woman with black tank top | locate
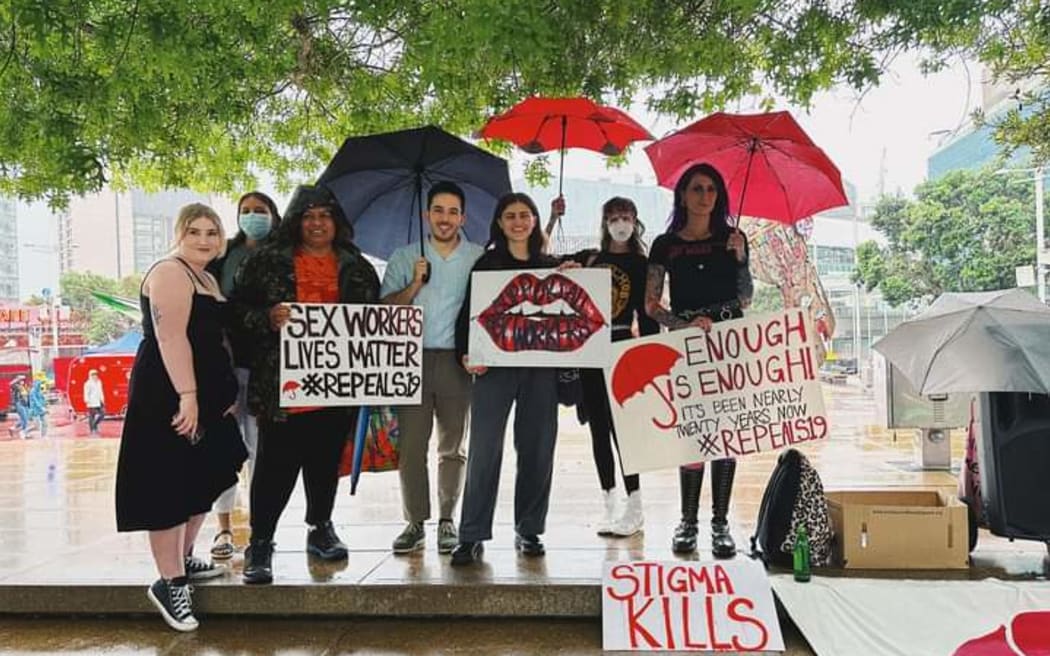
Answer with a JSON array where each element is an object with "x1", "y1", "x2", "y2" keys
[
  {"x1": 645, "y1": 163, "x2": 753, "y2": 558},
  {"x1": 115, "y1": 203, "x2": 247, "y2": 632},
  {"x1": 570, "y1": 197, "x2": 660, "y2": 538}
]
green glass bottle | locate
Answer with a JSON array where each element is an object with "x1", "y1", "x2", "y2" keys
[{"x1": 793, "y1": 525, "x2": 811, "y2": 582}]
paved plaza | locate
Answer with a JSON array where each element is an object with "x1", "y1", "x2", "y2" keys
[{"x1": 0, "y1": 381, "x2": 1046, "y2": 654}]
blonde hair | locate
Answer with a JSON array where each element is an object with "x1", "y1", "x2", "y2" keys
[{"x1": 172, "y1": 203, "x2": 226, "y2": 258}]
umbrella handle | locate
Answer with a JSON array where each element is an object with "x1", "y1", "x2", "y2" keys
[
  {"x1": 350, "y1": 405, "x2": 370, "y2": 495},
  {"x1": 558, "y1": 115, "x2": 567, "y2": 197},
  {"x1": 733, "y1": 138, "x2": 758, "y2": 227},
  {"x1": 415, "y1": 173, "x2": 431, "y2": 283}
]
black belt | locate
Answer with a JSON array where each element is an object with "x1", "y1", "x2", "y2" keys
[{"x1": 678, "y1": 299, "x2": 742, "y2": 322}]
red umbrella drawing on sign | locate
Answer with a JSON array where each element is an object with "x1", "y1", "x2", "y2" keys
[
  {"x1": 282, "y1": 380, "x2": 300, "y2": 401},
  {"x1": 611, "y1": 343, "x2": 683, "y2": 429},
  {"x1": 954, "y1": 611, "x2": 1050, "y2": 655}
]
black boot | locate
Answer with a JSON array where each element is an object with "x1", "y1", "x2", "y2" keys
[
  {"x1": 243, "y1": 538, "x2": 274, "y2": 585},
  {"x1": 672, "y1": 466, "x2": 704, "y2": 554},
  {"x1": 710, "y1": 458, "x2": 737, "y2": 559}
]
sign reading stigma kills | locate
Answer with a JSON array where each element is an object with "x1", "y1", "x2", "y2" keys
[
  {"x1": 606, "y1": 310, "x2": 828, "y2": 474},
  {"x1": 602, "y1": 559, "x2": 784, "y2": 652},
  {"x1": 279, "y1": 303, "x2": 423, "y2": 407}
]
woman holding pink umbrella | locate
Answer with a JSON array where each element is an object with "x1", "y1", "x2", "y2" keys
[{"x1": 644, "y1": 163, "x2": 752, "y2": 558}]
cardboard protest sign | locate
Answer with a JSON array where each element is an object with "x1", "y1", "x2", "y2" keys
[
  {"x1": 279, "y1": 303, "x2": 423, "y2": 407},
  {"x1": 467, "y1": 268, "x2": 611, "y2": 367},
  {"x1": 602, "y1": 559, "x2": 784, "y2": 652},
  {"x1": 606, "y1": 309, "x2": 828, "y2": 473}
]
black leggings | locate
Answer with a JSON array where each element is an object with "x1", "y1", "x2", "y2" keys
[
  {"x1": 250, "y1": 408, "x2": 357, "y2": 541},
  {"x1": 580, "y1": 368, "x2": 639, "y2": 493}
]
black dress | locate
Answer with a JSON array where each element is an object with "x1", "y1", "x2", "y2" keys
[{"x1": 115, "y1": 260, "x2": 247, "y2": 532}]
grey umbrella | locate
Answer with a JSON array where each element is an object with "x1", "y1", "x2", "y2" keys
[{"x1": 873, "y1": 289, "x2": 1050, "y2": 395}]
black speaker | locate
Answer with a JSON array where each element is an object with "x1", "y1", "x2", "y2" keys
[{"x1": 976, "y1": 392, "x2": 1050, "y2": 541}]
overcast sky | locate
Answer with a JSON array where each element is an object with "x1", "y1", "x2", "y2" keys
[{"x1": 14, "y1": 53, "x2": 978, "y2": 300}]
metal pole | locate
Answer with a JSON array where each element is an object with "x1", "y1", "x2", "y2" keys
[
  {"x1": 1036, "y1": 166, "x2": 1045, "y2": 303},
  {"x1": 114, "y1": 191, "x2": 122, "y2": 278},
  {"x1": 51, "y1": 297, "x2": 60, "y2": 360}
]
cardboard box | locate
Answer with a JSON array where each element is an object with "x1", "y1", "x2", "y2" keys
[{"x1": 826, "y1": 490, "x2": 969, "y2": 570}]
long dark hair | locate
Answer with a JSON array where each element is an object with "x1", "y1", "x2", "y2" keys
[
  {"x1": 279, "y1": 184, "x2": 356, "y2": 251},
  {"x1": 487, "y1": 192, "x2": 545, "y2": 260},
  {"x1": 229, "y1": 191, "x2": 282, "y2": 250},
  {"x1": 600, "y1": 196, "x2": 647, "y2": 255},
  {"x1": 667, "y1": 163, "x2": 730, "y2": 237}
]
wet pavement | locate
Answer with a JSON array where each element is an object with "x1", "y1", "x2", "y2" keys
[
  {"x1": 0, "y1": 381, "x2": 1047, "y2": 652},
  {"x1": 0, "y1": 616, "x2": 816, "y2": 655}
]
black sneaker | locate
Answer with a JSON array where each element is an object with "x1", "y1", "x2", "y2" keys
[
  {"x1": 450, "y1": 541, "x2": 484, "y2": 566},
  {"x1": 242, "y1": 539, "x2": 274, "y2": 585},
  {"x1": 514, "y1": 534, "x2": 546, "y2": 557},
  {"x1": 147, "y1": 578, "x2": 198, "y2": 632},
  {"x1": 184, "y1": 554, "x2": 226, "y2": 580},
  {"x1": 437, "y1": 520, "x2": 458, "y2": 555},
  {"x1": 306, "y1": 521, "x2": 348, "y2": 561},
  {"x1": 392, "y1": 521, "x2": 425, "y2": 554}
]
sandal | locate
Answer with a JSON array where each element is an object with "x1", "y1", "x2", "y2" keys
[{"x1": 210, "y1": 530, "x2": 236, "y2": 560}]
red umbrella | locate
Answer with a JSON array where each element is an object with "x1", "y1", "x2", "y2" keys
[
  {"x1": 610, "y1": 343, "x2": 683, "y2": 406},
  {"x1": 644, "y1": 111, "x2": 848, "y2": 225},
  {"x1": 479, "y1": 96, "x2": 653, "y2": 196}
]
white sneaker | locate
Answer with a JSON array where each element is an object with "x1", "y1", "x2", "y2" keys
[
  {"x1": 596, "y1": 489, "x2": 620, "y2": 536},
  {"x1": 610, "y1": 490, "x2": 644, "y2": 537}
]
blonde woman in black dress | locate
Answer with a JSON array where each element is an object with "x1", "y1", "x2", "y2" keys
[{"x1": 115, "y1": 203, "x2": 246, "y2": 631}]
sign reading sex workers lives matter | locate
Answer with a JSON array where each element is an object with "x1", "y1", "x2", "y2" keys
[
  {"x1": 279, "y1": 303, "x2": 423, "y2": 407},
  {"x1": 605, "y1": 309, "x2": 827, "y2": 474},
  {"x1": 602, "y1": 559, "x2": 784, "y2": 652}
]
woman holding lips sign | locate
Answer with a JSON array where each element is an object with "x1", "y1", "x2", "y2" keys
[
  {"x1": 645, "y1": 163, "x2": 753, "y2": 558},
  {"x1": 451, "y1": 192, "x2": 580, "y2": 566}
]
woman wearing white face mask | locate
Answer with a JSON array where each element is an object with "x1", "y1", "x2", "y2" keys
[
  {"x1": 205, "y1": 191, "x2": 282, "y2": 561},
  {"x1": 570, "y1": 197, "x2": 659, "y2": 539}
]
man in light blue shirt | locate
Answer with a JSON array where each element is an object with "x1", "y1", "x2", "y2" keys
[{"x1": 381, "y1": 181, "x2": 485, "y2": 556}]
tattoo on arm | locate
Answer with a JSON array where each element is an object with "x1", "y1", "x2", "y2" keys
[
  {"x1": 151, "y1": 302, "x2": 162, "y2": 327},
  {"x1": 645, "y1": 265, "x2": 689, "y2": 330}
]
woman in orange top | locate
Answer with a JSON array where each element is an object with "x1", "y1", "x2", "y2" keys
[{"x1": 230, "y1": 185, "x2": 379, "y2": 585}]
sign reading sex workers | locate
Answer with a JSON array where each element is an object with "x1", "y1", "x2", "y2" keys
[
  {"x1": 279, "y1": 303, "x2": 423, "y2": 407},
  {"x1": 606, "y1": 309, "x2": 827, "y2": 474},
  {"x1": 602, "y1": 559, "x2": 784, "y2": 652}
]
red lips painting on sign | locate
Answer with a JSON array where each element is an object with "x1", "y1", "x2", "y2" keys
[
  {"x1": 954, "y1": 611, "x2": 1050, "y2": 656},
  {"x1": 468, "y1": 269, "x2": 612, "y2": 367}
]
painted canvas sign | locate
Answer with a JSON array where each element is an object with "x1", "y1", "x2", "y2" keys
[{"x1": 467, "y1": 268, "x2": 611, "y2": 367}]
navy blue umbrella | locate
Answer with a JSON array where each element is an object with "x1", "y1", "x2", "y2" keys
[{"x1": 318, "y1": 126, "x2": 512, "y2": 261}]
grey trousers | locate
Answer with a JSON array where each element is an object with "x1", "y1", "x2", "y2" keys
[
  {"x1": 458, "y1": 367, "x2": 559, "y2": 543},
  {"x1": 396, "y1": 350, "x2": 471, "y2": 523}
]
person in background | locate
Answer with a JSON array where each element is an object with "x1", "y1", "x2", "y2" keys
[
  {"x1": 645, "y1": 163, "x2": 752, "y2": 559},
  {"x1": 231, "y1": 184, "x2": 379, "y2": 585},
  {"x1": 449, "y1": 192, "x2": 579, "y2": 566},
  {"x1": 115, "y1": 203, "x2": 247, "y2": 632},
  {"x1": 29, "y1": 378, "x2": 48, "y2": 437},
  {"x1": 381, "y1": 181, "x2": 483, "y2": 556},
  {"x1": 206, "y1": 191, "x2": 282, "y2": 562},
  {"x1": 83, "y1": 370, "x2": 105, "y2": 436},
  {"x1": 9, "y1": 376, "x2": 30, "y2": 439},
  {"x1": 569, "y1": 197, "x2": 659, "y2": 538}
]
